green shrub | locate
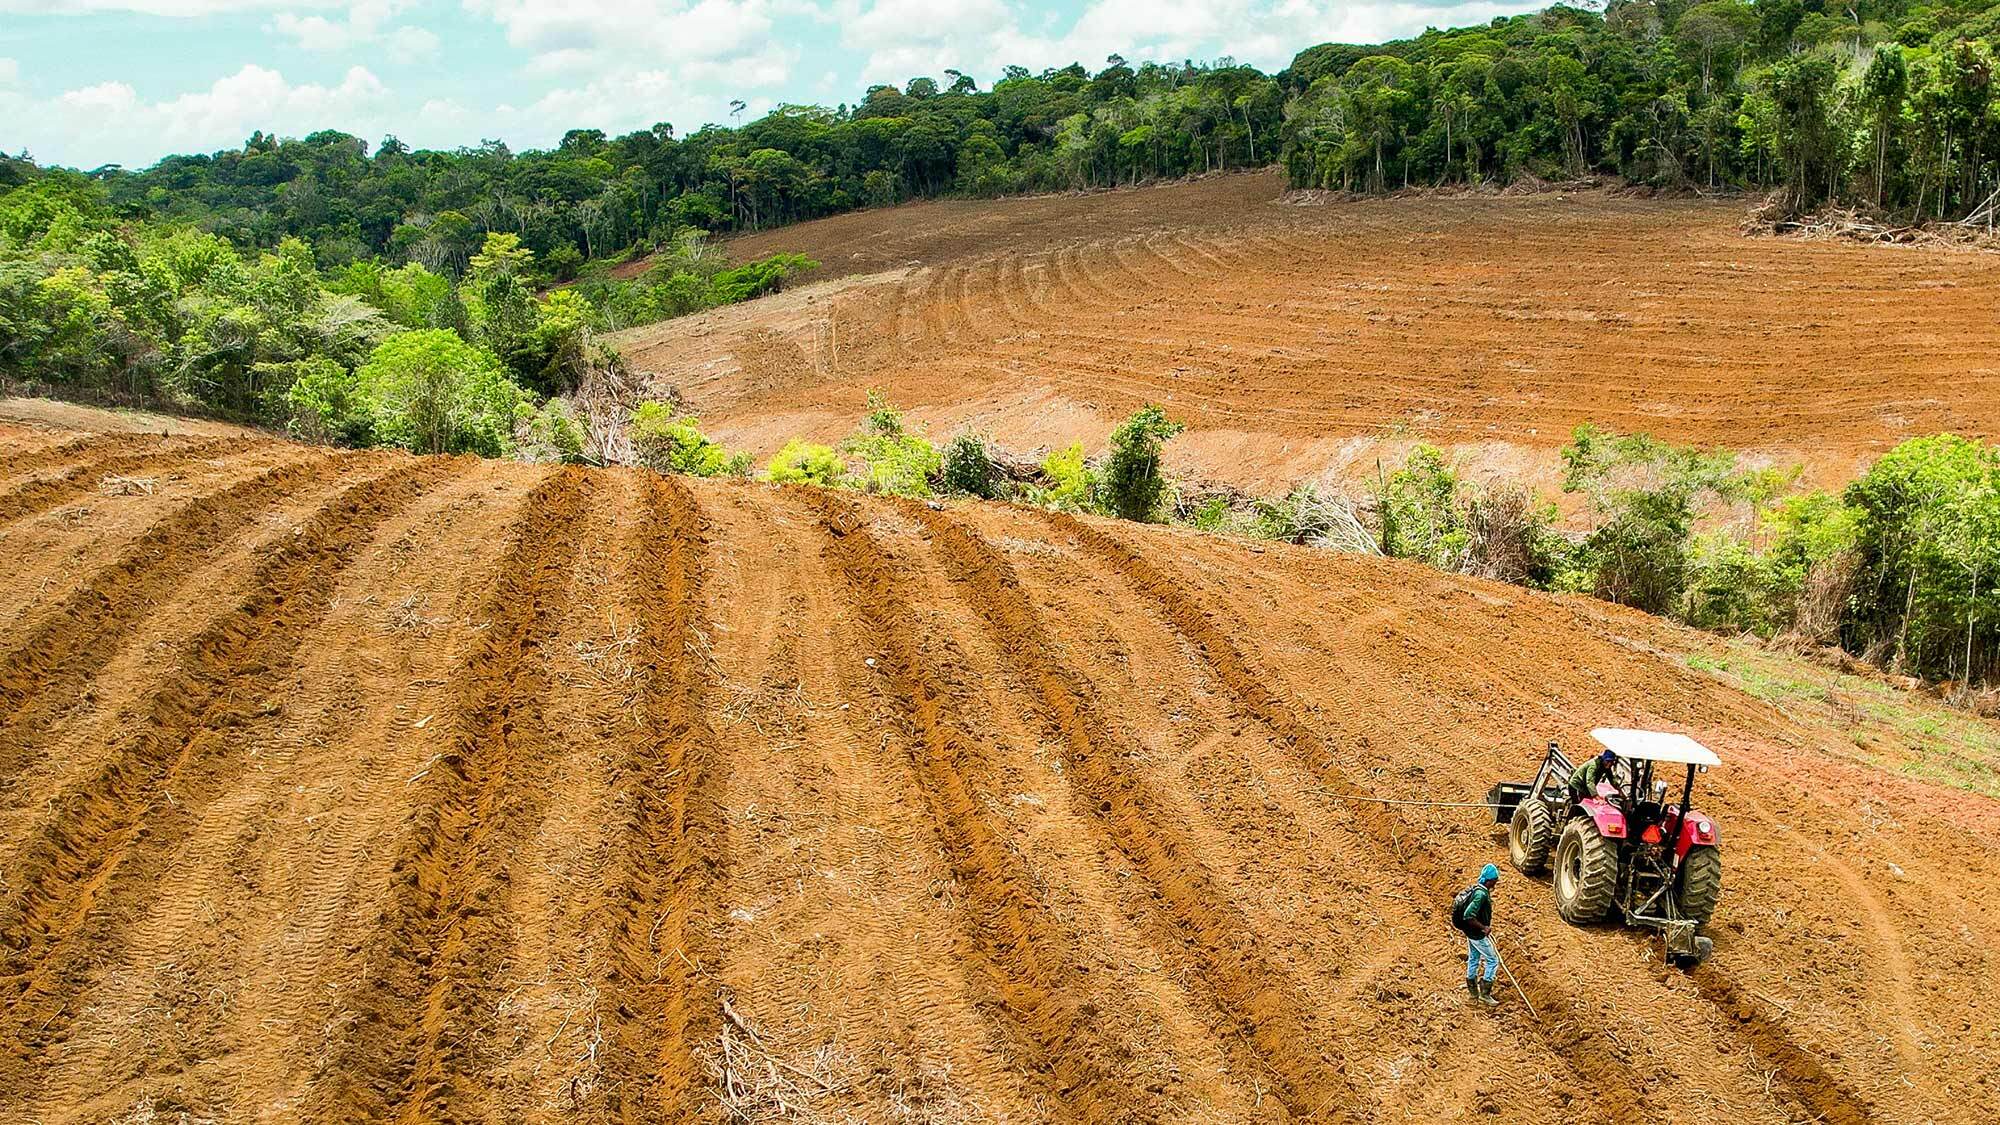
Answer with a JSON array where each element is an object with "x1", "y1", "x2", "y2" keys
[
  {"x1": 1187, "y1": 494, "x2": 1238, "y2": 532},
  {"x1": 628, "y1": 401, "x2": 748, "y2": 477},
  {"x1": 763, "y1": 439, "x2": 845, "y2": 486},
  {"x1": 354, "y1": 329, "x2": 528, "y2": 457},
  {"x1": 1842, "y1": 434, "x2": 2000, "y2": 678},
  {"x1": 840, "y1": 391, "x2": 940, "y2": 497},
  {"x1": 281, "y1": 356, "x2": 371, "y2": 446},
  {"x1": 1561, "y1": 424, "x2": 1745, "y2": 615},
  {"x1": 1100, "y1": 404, "x2": 1184, "y2": 521},
  {"x1": 1761, "y1": 490, "x2": 1862, "y2": 637},
  {"x1": 518, "y1": 397, "x2": 589, "y2": 464},
  {"x1": 707, "y1": 253, "x2": 818, "y2": 303},
  {"x1": 1680, "y1": 532, "x2": 1768, "y2": 633},
  {"x1": 940, "y1": 432, "x2": 999, "y2": 498},
  {"x1": 1379, "y1": 445, "x2": 1471, "y2": 567},
  {"x1": 1037, "y1": 441, "x2": 1097, "y2": 511}
]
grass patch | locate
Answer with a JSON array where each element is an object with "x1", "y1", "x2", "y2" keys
[{"x1": 1684, "y1": 643, "x2": 2000, "y2": 798}]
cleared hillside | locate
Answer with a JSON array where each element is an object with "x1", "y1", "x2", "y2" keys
[
  {"x1": 612, "y1": 175, "x2": 2000, "y2": 495},
  {"x1": 2, "y1": 416, "x2": 1995, "y2": 1122}
]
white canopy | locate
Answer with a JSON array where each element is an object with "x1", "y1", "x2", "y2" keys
[{"x1": 1590, "y1": 728, "x2": 1721, "y2": 768}]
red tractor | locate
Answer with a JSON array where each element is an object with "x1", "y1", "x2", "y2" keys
[{"x1": 1488, "y1": 728, "x2": 1724, "y2": 966}]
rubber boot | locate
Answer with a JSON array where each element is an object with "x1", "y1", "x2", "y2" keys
[
  {"x1": 1465, "y1": 976, "x2": 1480, "y2": 1002},
  {"x1": 1476, "y1": 978, "x2": 1499, "y2": 1007}
]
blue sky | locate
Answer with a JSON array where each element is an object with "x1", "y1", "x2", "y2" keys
[{"x1": 0, "y1": 0, "x2": 1533, "y2": 170}]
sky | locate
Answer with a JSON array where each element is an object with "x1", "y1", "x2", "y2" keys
[{"x1": 0, "y1": 0, "x2": 1536, "y2": 171}]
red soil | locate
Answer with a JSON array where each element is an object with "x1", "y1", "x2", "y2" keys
[
  {"x1": 614, "y1": 172, "x2": 2000, "y2": 495},
  {"x1": 1, "y1": 412, "x2": 1994, "y2": 1121}
]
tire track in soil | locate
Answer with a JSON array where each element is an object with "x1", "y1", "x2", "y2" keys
[
  {"x1": 1323, "y1": 576, "x2": 1897, "y2": 1122},
  {"x1": 905, "y1": 501, "x2": 1367, "y2": 1121},
  {"x1": 0, "y1": 437, "x2": 255, "y2": 525},
  {"x1": 0, "y1": 451, "x2": 342, "y2": 786},
  {"x1": 704, "y1": 494, "x2": 1046, "y2": 1116},
  {"x1": 592, "y1": 472, "x2": 726, "y2": 1121},
  {"x1": 1040, "y1": 511, "x2": 1875, "y2": 1125},
  {"x1": 792, "y1": 488, "x2": 1141, "y2": 1123},
  {"x1": 0, "y1": 432, "x2": 152, "y2": 479},
  {"x1": 0, "y1": 456, "x2": 453, "y2": 1094},
  {"x1": 305, "y1": 466, "x2": 595, "y2": 1124}
]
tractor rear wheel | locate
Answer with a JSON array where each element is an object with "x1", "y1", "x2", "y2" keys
[
  {"x1": 1676, "y1": 845, "x2": 1723, "y2": 924},
  {"x1": 1554, "y1": 818, "x2": 1619, "y2": 924},
  {"x1": 1509, "y1": 800, "x2": 1555, "y2": 875}
]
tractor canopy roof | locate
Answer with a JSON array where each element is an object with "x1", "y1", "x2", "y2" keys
[{"x1": 1590, "y1": 728, "x2": 1721, "y2": 768}]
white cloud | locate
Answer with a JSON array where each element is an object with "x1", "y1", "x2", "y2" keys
[
  {"x1": 269, "y1": 1, "x2": 439, "y2": 62},
  {"x1": 468, "y1": 0, "x2": 784, "y2": 71},
  {"x1": 455, "y1": 0, "x2": 806, "y2": 140},
  {"x1": 385, "y1": 24, "x2": 441, "y2": 63},
  {"x1": 7, "y1": 0, "x2": 1543, "y2": 166},
  {"x1": 0, "y1": 1, "x2": 338, "y2": 14},
  {"x1": 840, "y1": 0, "x2": 1529, "y2": 88},
  {"x1": 24, "y1": 64, "x2": 390, "y2": 167}
]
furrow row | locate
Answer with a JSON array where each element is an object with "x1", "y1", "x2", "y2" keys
[
  {"x1": 0, "y1": 455, "x2": 455, "y2": 1086},
  {"x1": 594, "y1": 472, "x2": 727, "y2": 1120},
  {"x1": 1040, "y1": 510, "x2": 1874, "y2": 1125},
  {"x1": 907, "y1": 502, "x2": 1367, "y2": 1120},
  {"x1": 0, "y1": 437, "x2": 257, "y2": 525},
  {"x1": 305, "y1": 465, "x2": 596, "y2": 1123},
  {"x1": 793, "y1": 487, "x2": 1136, "y2": 1122},
  {"x1": 0, "y1": 432, "x2": 154, "y2": 478},
  {"x1": 0, "y1": 450, "x2": 344, "y2": 785}
]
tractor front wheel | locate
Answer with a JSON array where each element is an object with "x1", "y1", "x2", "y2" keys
[
  {"x1": 1554, "y1": 818, "x2": 1619, "y2": 924},
  {"x1": 1677, "y1": 844, "x2": 1723, "y2": 924},
  {"x1": 1509, "y1": 800, "x2": 1555, "y2": 875}
]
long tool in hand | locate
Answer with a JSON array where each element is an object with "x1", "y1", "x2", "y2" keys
[{"x1": 1494, "y1": 944, "x2": 1538, "y2": 1019}]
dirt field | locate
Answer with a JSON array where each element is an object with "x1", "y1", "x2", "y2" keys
[
  {"x1": 613, "y1": 172, "x2": 2000, "y2": 494},
  {"x1": 3, "y1": 413, "x2": 1997, "y2": 1123}
]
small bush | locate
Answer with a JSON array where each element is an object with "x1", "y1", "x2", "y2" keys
[
  {"x1": 628, "y1": 401, "x2": 748, "y2": 477},
  {"x1": 841, "y1": 391, "x2": 939, "y2": 497},
  {"x1": 763, "y1": 439, "x2": 845, "y2": 486},
  {"x1": 940, "y1": 432, "x2": 998, "y2": 498},
  {"x1": 518, "y1": 397, "x2": 589, "y2": 464},
  {"x1": 1100, "y1": 404, "x2": 1184, "y2": 521},
  {"x1": 1761, "y1": 490, "x2": 1862, "y2": 639},
  {"x1": 1379, "y1": 445, "x2": 1470, "y2": 567},
  {"x1": 1036, "y1": 441, "x2": 1097, "y2": 511},
  {"x1": 282, "y1": 356, "x2": 372, "y2": 447},
  {"x1": 354, "y1": 329, "x2": 528, "y2": 457},
  {"x1": 1680, "y1": 532, "x2": 1768, "y2": 632},
  {"x1": 1561, "y1": 424, "x2": 1745, "y2": 615}
]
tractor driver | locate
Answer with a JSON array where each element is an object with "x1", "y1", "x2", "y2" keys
[{"x1": 1567, "y1": 746, "x2": 1621, "y2": 806}]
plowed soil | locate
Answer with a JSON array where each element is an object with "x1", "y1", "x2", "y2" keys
[
  {"x1": 613, "y1": 171, "x2": 2000, "y2": 493},
  {"x1": 3, "y1": 414, "x2": 1996, "y2": 1123}
]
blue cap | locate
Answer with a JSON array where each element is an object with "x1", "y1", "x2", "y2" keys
[
  {"x1": 1480, "y1": 863, "x2": 1499, "y2": 883},
  {"x1": 1600, "y1": 747, "x2": 1619, "y2": 764}
]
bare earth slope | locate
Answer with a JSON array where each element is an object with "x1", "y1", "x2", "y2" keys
[
  {"x1": 613, "y1": 172, "x2": 2000, "y2": 493},
  {"x1": 3, "y1": 416, "x2": 1996, "y2": 1123}
]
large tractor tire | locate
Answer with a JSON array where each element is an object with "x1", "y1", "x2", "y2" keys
[
  {"x1": 1509, "y1": 800, "x2": 1556, "y2": 875},
  {"x1": 1676, "y1": 845, "x2": 1723, "y2": 925},
  {"x1": 1554, "y1": 818, "x2": 1620, "y2": 924}
]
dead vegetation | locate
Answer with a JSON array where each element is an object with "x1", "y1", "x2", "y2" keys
[{"x1": 1745, "y1": 193, "x2": 2000, "y2": 249}]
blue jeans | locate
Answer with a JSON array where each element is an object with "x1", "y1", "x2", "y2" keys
[{"x1": 1466, "y1": 936, "x2": 1498, "y2": 982}]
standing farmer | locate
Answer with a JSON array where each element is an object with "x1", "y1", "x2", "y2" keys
[{"x1": 1453, "y1": 863, "x2": 1501, "y2": 1007}]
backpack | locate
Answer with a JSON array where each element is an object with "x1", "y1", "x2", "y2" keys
[{"x1": 1450, "y1": 885, "x2": 1482, "y2": 936}]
